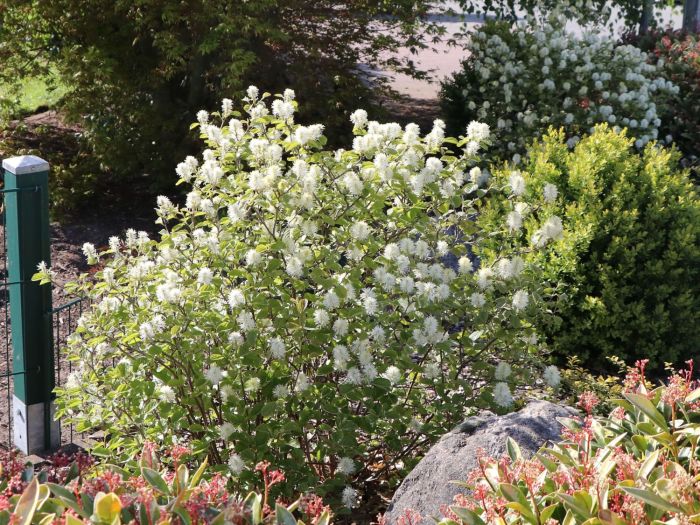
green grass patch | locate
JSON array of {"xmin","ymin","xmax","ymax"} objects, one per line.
[{"xmin": 0, "ymin": 74, "xmax": 68, "ymax": 116}]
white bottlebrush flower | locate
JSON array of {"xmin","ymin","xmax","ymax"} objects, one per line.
[
  {"xmin": 295, "ymin": 372, "xmax": 310, "ymax": 392},
  {"xmin": 82, "ymin": 242, "xmax": 98, "ymax": 263},
  {"xmin": 476, "ymin": 268, "xmax": 493, "ymax": 290},
  {"xmin": 350, "ymin": 221, "xmax": 371, "ymax": 241},
  {"xmin": 337, "ymin": 457, "xmax": 356, "ymax": 476},
  {"xmin": 244, "ymin": 377, "xmax": 261, "ymax": 393},
  {"xmin": 495, "ymin": 361, "xmax": 512, "ymax": 380},
  {"xmin": 512, "ymin": 290, "xmax": 529, "ymax": 311},
  {"xmin": 314, "ymin": 309, "xmax": 330, "ymax": 327},
  {"xmin": 245, "ymin": 249, "xmax": 262, "ymax": 267},
  {"xmin": 228, "ymin": 331, "xmax": 244, "ymax": 347},
  {"xmin": 509, "ymin": 171, "xmax": 526, "ymax": 196},
  {"xmin": 324, "ymin": 290, "xmax": 340, "ymax": 310},
  {"xmin": 507, "ymin": 210, "xmax": 523, "ymax": 233},
  {"xmin": 228, "ymin": 453, "xmax": 245, "ymax": 475},
  {"xmin": 543, "ymin": 183, "xmax": 558, "ymax": 203},
  {"xmin": 228, "ymin": 289, "xmax": 245, "ymax": 309},
  {"xmin": 543, "ymin": 365, "xmax": 562, "ymax": 388},
  {"xmin": 158, "ymin": 385, "xmax": 176, "ymax": 403},
  {"xmin": 333, "ymin": 319, "xmax": 349, "ymax": 337},
  {"xmin": 345, "ymin": 367, "xmax": 363, "ymax": 385},
  {"xmin": 219, "ymin": 422, "xmax": 235, "ymax": 440},
  {"xmin": 237, "ymin": 311, "xmax": 256, "ymax": 332},
  {"xmin": 466, "ymin": 121, "xmax": 490, "ymax": 141},
  {"xmin": 285, "ymin": 256, "xmax": 304, "ymax": 278},
  {"xmin": 382, "ymin": 366, "xmax": 402, "ymax": 385},
  {"xmin": 246, "ymin": 85, "xmax": 259, "ymax": 100},
  {"xmin": 493, "ymin": 382, "xmax": 514, "ymax": 407},
  {"xmin": 470, "ymin": 292, "xmax": 486, "ymax": 308},
  {"xmin": 458, "ymin": 256, "xmax": 473, "ymax": 274},
  {"xmin": 197, "ymin": 267, "xmax": 213, "ymax": 285},
  {"xmin": 273, "ymin": 384, "xmax": 289, "ymax": 399},
  {"xmin": 269, "ymin": 337, "xmax": 286, "ymax": 359},
  {"xmin": 139, "ymin": 322, "xmax": 155, "ymax": 342},
  {"xmin": 350, "ymin": 109, "xmax": 368, "ymax": 128},
  {"xmin": 205, "ymin": 365, "xmax": 224, "ymax": 385},
  {"xmin": 342, "ymin": 486, "xmax": 358, "ymax": 508},
  {"xmin": 333, "ymin": 345, "xmax": 350, "ymax": 370}
]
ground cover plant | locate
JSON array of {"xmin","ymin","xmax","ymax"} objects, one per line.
[
  {"xmin": 441, "ymin": 10, "xmax": 677, "ymax": 163},
  {"xmin": 0, "ymin": 445, "xmax": 330, "ymax": 525},
  {"xmin": 436, "ymin": 360, "xmax": 700, "ymax": 524},
  {"xmin": 36, "ymin": 88, "xmax": 567, "ymax": 509},
  {"xmin": 478, "ymin": 125, "xmax": 700, "ymax": 374}
]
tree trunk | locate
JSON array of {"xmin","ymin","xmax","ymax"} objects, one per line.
[
  {"xmin": 639, "ymin": 0, "xmax": 654, "ymax": 35},
  {"xmin": 683, "ymin": 0, "xmax": 700, "ymax": 32}
]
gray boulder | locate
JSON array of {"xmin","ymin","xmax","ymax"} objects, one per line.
[{"xmin": 385, "ymin": 400, "xmax": 576, "ymax": 524}]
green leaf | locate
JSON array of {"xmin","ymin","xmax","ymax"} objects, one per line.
[
  {"xmin": 189, "ymin": 459, "xmax": 208, "ymax": 489},
  {"xmin": 14, "ymin": 478, "xmax": 40, "ymax": 525},
  {"xmin": 619, "ymin": 486, "xmax": 683, "ymax": 513},
  {"xmin": 559, "ymin": 491, "xmax": 593, "ymax": 519},
  {"xmin": 172, "ymin": 507, "xmax": 191, "ymax": 525},
  {"xmin": 506, "ymin": 437, "xmax": 522, "ymax": 462},
  {"xmin": 275, "ymin": 504, "xmax": 296, "ymax": 525},
  {"xmin": 449, "ymin": 507, "xmax": 486, "ymax": 525},
  {"xmin": 638, "ymin": 449, "xmax": 660, "ymax": 480},
  {"xmin": 140, "ymin": 467, "xmax": 170, "ymax": 495},
  {"xmin": 623, "ymin": 393, "xmax": 669, "ymax": 430}
]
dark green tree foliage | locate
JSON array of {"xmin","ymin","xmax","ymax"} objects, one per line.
[
  {"xmin": 0, "ymin": 0, "xmax": 438, "ymax": 190},
  {"xmin": 480, "ymin": 126, "xmax": 700, "ymax": 373}
]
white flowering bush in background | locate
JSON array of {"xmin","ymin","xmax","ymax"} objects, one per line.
[
  {"xmin": 45, "ymin": 88, "xmax": 565, "ymax": 509},
  {"xmin": 440, "ymin": 10, "xmax": 678, "ymax": 163}
]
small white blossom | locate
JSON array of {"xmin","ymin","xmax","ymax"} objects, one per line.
[
  {"xmin": 197, "ymin": 267, "xmax": 213, "ymax": 285},
  {"xmin": 543, "ymin": 183, "xmax": 558, "ymax": 203},
  {"xmin": 273, "ymin": 384, "xmax": 289, "ymax": 399},
  {"xmin": 512, "ymin": 290, "xmax": 529, "ymax": 311},
  {"xmin": 205, "ymin": 365, "xmax": 224, "ymax": 385},
  {"xmin": 543, "ymin": 365, "xmax": 561, "ymax": 387},
  {"xmin": 495, "ymin": 361, "xmax": 512, "ymax": 380},
  {"xmin": 342, "ymin": 486, "xmax": 358, "ymax": 509},
  {"xmin": 228, "ymin": 453, "xmax": 245, "ymax": 475},
  {"xmin": 493, "ymin": 382, "xmax": 514, "ymax": 407},
  {"xmin": 269, "ymin": 337, "xmax": 286, "ymax": 359},
  {"xmin": 338, "ymin": 457, "xmax": 356, "ymax": 476},
  {"xmin": 382, "ymin": 366, "xmax": 402, "ymax": 385}
]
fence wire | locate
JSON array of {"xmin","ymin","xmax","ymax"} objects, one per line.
[
  {"xmin": 0, "ymin": 195, "xmax": 12, "ymax": 449},
  {"xmin": 52, "ymin": 297, "xmax": 90, "ymax": 445}
]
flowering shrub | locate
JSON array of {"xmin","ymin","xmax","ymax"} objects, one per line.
[
  {"xmin": 0, "ymin": 444, "xmax": 331, "ymax": 525},
  {"xmin": 437, "ymin": 361, "xmax": 700, "ymax": 524},
  {"xmin": 626, "ymin": 29, "xmax": 700, "ymax": 180},
  {"xmin": 440, "ymin": 12, "xmax": 677, "ymax": 162},
  {"xmin": 40, "ymin": 88, "xmax": 565, "ymax": 506},
  {"xmin": 478, "ymin": 125, "xmax": 700, "ymax": 373}
]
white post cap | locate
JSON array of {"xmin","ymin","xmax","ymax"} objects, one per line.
[{"xmin": 3, "ymin": 155, "xmax": 50, "ymax": 175}]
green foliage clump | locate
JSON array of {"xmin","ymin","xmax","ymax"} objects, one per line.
[
  {"xmin": 0, "ymin": 0, "xmax": 441, "ymax": 193},
  {"xmin": 440, "ymin": 13, "xmax": 675, "ymax": 163},
  {"xmin": 479, "ymin": 125, "xmax": 700, "ymax": 373},
  {"xmin": 440, "ymin": 363, "xmax": 700, "ymax": 524},
  {"xmin": 42, "ymin": 90, "xmax": 565, "ymax": 507}
]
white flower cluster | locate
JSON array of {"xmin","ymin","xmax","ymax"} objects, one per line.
[
  {"xmin": 59, "ymin": 88, "xmax": 564, "ymax": 497},
  {"xmin": 450, "ymin": 11, "xmax": 677, "ymax": 162}
]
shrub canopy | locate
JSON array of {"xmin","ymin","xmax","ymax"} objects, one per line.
[
  {"xmin": 479, "ymin": 125, "xmax": 700, "ymax": 373},
  {"xmin": 46, "ymin": 90, "xmax": 565, "ymax": 507}
]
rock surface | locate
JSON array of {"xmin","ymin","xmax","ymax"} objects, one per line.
[{"xmin": 385, "ymin": 400, "xmax": 577, "ymax": 523}]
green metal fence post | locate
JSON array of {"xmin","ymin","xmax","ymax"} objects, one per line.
[{"xmin": 3, "ymin": 155, "xmax": 58, "ymax": 454}]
